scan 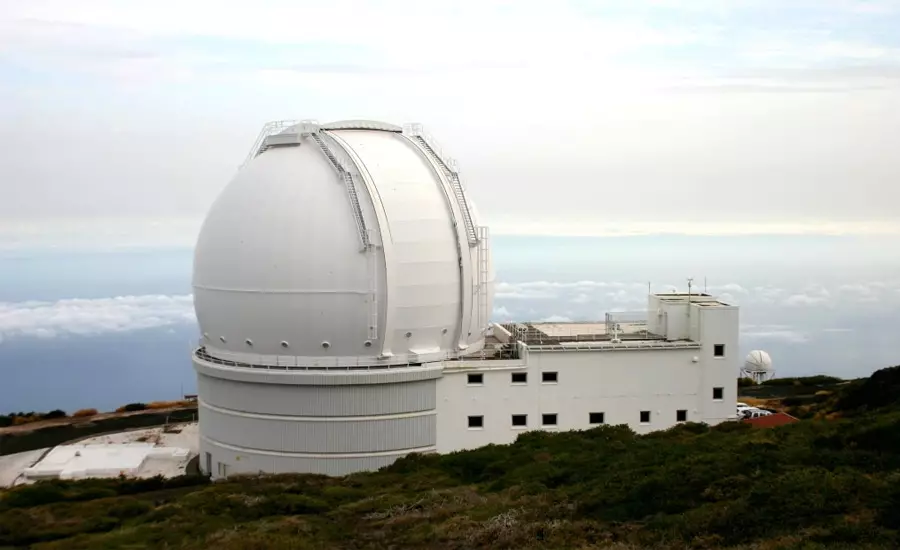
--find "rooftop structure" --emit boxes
[23,443,189,481]
[191,119,741,479]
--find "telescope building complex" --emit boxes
[191,120,740,479]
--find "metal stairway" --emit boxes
[308,132,371,251]
[408,134,479,246]
[476,226,490,336]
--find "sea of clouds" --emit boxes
[1,278,897,345]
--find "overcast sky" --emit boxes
[2,0,900,246]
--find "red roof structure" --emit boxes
[742,412,800,428]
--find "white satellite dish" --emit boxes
[742,350,774,383]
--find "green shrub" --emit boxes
[3,365,900,549]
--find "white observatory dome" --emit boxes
[193,120,494,368]
[744,350,773,373]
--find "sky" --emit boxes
[2,0,900,248]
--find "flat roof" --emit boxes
[500,320,665,345]
[655,293,732,307]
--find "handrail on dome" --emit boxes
[305,130,372,252]
[241,120,303,169]
[402,124,458,172]
[403,123,477,246]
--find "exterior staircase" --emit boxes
[309,132,371,251]
[410,135,479,247]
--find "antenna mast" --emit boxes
[687,277,694,327]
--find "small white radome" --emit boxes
[745,349,773,372]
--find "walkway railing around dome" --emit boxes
[193,346,467,371]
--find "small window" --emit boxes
[467,415,484,429]
[714,344,725,357]
[542,413,558,426]
[676,410,687,422]
[542,372,558,383]
[467,373,484,385]
[713,387,724,400]
[511,414,527,427]
[589,412,605,425]
[511,372,528,384]
[640,411,651,423]
[205,452,212,474]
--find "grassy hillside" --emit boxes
[2,366,900,549]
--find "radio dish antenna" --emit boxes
[742,350,775,383]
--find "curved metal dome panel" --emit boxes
[193,120,492,367]
[327,129,461,359]
[193,144,382,364]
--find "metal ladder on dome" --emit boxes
[476,226,490,336]
[307,130,379,341]
[308,132,371,251]
[405,130,478,246]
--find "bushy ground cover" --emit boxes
[3,367,899,549]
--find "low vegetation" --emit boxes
[2,366,900,549]
[0,401,196,431]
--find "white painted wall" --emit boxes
[435,297,741,454]
[436,349,702,453]
[695,304,741,424]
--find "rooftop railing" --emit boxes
[527,340,701,352]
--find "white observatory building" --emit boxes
[191,119,740,479]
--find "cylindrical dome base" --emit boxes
[193,352,441,478]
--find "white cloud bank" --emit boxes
[3,278,898,342]
[0,295,195,341]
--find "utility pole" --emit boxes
[687,277,694,328]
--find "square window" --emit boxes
[467,373,483,385]
[676,409,687,422]
[542,413,558,426]
[511,372,528,384]
[511,414,527,427]
[468,415,484,429]
[714,344,725,357]
[542,372,558,383]
[713,387,724,400]
[640,411,651,423]
[589,412,605,425]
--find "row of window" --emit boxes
[467,409,690,429]
[467,372,727,402]
[467,372,556,385]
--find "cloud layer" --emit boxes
[491,278,900,336]
[2,277,899,343]
[0,294,195,341]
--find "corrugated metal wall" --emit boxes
[196,358,441,478]
[198,374,436,416]
[201,437,431,477]
[200,401,436,453]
